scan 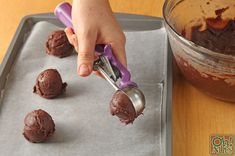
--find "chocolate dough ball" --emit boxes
[33,69,67,99]
[23,109,55,143]
[110,91,140,124]
[46,30,73,58]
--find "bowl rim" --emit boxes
[162,0,235,60]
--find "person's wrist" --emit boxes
[74,0,110,6]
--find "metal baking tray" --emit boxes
[0,13,172,156]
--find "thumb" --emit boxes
[77,33,96,77]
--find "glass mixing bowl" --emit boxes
[163,0,235,102]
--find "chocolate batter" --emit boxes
[175,56,235,102]
[23,109,55,143]
[110,91,141,124]
[189,8,235,55]
[178,7,235,102]
[46,30,73,58]
[33,69,67,99]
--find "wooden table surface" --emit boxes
[1,1,235,156]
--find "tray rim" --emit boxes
[0,13,172,156]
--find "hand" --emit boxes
[65,0,127,77]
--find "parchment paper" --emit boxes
[0,21,167,156]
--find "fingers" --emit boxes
[64,28,74,44]
[71,34,79,52]
[65,27,127,78]
[65,28,79,52]
[77,31,97,77]
[111,44,127,67]
[110,39,127,67]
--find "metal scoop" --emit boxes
[54,2,145,116]
[93,45,145,116]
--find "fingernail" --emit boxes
[79,64,90,76]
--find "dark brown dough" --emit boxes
[23,109,55,143]
[46,30,73,58]
[33,69,67,99]
[110,91,142,124]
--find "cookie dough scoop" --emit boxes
[54,2,145,124]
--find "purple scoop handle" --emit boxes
[103,45,137,88]
[54,2,73,28]
[54,2,137,89]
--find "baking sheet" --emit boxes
[0,19,167,156]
